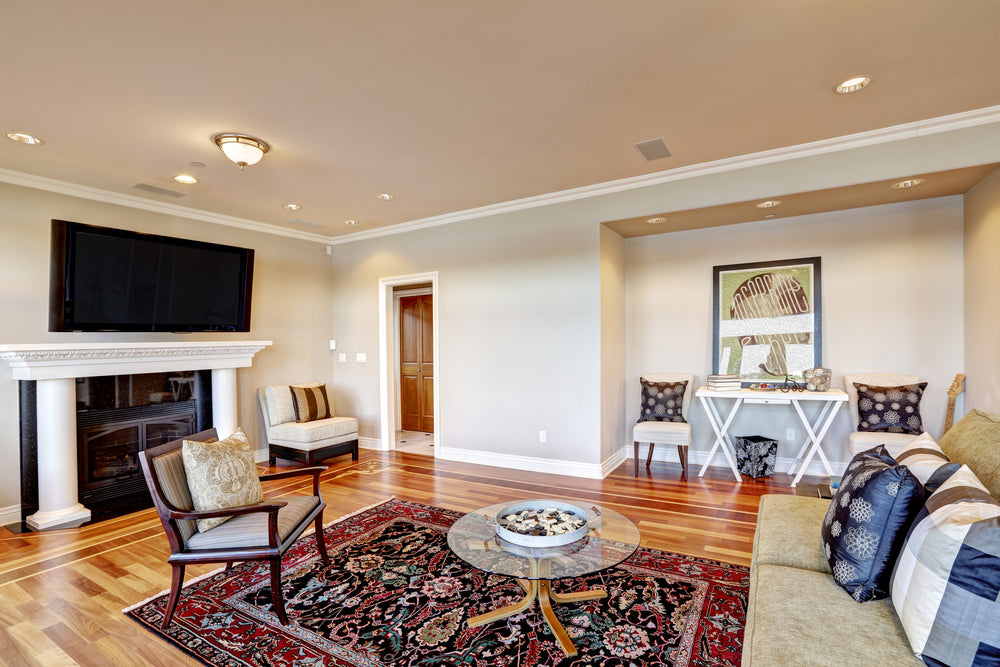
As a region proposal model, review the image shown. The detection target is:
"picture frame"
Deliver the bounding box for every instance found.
[712,257,822,385]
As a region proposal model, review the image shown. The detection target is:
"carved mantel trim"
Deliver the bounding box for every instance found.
[0,341,273,380]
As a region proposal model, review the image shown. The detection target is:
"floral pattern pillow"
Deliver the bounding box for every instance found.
[638,379,687,423]
[182,428,263,533]
[854,382,926,435]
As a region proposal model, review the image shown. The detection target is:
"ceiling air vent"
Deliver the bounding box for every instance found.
[634,138,672,161]
[285,218,323,229]
[132,183,187,198]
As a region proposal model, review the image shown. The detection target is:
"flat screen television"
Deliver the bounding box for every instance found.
[49,220,254,332]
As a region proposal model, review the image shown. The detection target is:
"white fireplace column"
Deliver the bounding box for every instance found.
[0,341,271,531]
[29,378,91,530]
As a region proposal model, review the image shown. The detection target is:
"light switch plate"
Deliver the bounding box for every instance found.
[329,339,336,350]
[338,353,347,363]
[356,352,367,363]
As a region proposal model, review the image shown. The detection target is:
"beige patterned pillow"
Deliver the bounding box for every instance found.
[182,427,263,533]
[290,383,332,422]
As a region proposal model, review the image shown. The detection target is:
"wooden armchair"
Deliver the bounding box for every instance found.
[138,428,329,629]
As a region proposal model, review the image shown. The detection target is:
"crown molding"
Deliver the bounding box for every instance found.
[4,105,1000,247]
[0,169,330,244]
[329,104,1000,245]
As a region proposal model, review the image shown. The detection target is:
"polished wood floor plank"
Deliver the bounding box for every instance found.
[0,449,814,665]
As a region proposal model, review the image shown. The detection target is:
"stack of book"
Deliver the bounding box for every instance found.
[707,374,742,391]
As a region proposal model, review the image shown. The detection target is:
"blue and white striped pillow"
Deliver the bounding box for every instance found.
[890,465,1000,666]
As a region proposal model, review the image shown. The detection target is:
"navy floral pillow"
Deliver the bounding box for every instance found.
[638,379,687,423]
[854,382,927,435]
[820,446,924,602]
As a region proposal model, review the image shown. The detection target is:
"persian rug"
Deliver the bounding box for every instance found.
[125,498,748,666]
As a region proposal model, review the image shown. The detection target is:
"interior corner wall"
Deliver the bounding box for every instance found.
[600,226,626,463]
[963,167,1000,414]
[328,206,603,466]
[625,197,964,472]
[0,182,335,512]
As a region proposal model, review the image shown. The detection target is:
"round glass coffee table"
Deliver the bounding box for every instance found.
[447,500,640,657]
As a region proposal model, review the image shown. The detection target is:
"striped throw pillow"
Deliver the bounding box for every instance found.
[290,383,332,422]
[890,465,1000,666]
[894,432,961,493]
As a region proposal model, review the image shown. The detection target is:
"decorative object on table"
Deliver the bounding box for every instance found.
[943,372,966,433]
[492,499,590,547]
[780,374,805,392]
[712,257,822,386]
[821,446,923,603]
[125,498,749,667]
[803,367,832,391]
[748,382,778,391]
[707,373,742,391]
[854,382,927,435]
[733,435,778,478]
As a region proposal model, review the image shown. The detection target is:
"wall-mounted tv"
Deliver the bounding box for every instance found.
[49,220,254,332]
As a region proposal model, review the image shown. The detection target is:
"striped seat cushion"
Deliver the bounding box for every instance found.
[150,448,198,544]
[890,465,1000,666]
[184,496,319,550]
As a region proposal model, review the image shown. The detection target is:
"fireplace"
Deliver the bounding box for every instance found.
[0,341,271,530]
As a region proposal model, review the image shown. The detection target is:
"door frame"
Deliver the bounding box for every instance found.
[378,272,439,453]
[394,286,432,430]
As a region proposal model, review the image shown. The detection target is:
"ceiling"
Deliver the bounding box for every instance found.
[3,2,1000,241]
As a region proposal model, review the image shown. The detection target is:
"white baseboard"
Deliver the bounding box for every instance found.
[437,446,606,479]
[359,436,384,451]
[628,443,847,478]
[601,448,629,478]
[0,504,22,527]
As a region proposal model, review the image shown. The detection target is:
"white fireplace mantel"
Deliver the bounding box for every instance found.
[0,340,272,530]
[0,340,273,380]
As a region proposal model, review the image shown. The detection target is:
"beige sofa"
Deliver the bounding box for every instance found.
[743,409,1000,666]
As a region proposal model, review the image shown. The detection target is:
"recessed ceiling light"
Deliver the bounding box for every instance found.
[646,217,667,224]
[756,200,782,209]
[891,178,925,189]
[763,214,776,219]
[6,132,43,145]
[284,203,301,211]
[344,219,357,225]
[835,75,872,94]
[376,193,394,201]
[173,174,198,184]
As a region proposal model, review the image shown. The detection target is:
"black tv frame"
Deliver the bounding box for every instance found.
[49,219,254,332]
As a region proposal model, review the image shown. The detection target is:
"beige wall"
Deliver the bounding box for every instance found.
[600,225,627,463]
[625,197,965,469]
[329,205,604,465]
[0,182,335,512]
[964,167,1000,413]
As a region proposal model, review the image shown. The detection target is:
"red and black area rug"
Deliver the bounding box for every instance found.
[125,498,748,666]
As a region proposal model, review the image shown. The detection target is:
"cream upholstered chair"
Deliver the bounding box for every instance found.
[258,385,359,466]
[138,428,329,628]
[633,373,695,479]
[844,373,923,458]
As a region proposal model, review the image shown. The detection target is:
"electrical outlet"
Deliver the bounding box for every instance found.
[786,427,796,441]
[539,430,547,443]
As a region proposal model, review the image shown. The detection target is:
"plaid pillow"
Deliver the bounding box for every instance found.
[290,383,332,422]
[890,465,1000,666]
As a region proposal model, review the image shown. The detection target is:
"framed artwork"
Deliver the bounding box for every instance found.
[712,257,821,385]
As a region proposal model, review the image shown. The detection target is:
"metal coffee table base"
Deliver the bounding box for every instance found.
[468,574,607,657]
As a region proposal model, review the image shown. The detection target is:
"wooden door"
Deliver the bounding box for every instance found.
[400,294,434,432]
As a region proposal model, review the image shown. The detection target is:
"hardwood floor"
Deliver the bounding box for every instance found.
[0,450,818,666]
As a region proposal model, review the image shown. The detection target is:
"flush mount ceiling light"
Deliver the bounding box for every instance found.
[213,133,270,170]
[835,75,872,94]
[756,200,782,209]
[174,174,198,184]
[891,178,925,189]
[646,217,667,224]
[376,193,394,201]
[6,132,43,145]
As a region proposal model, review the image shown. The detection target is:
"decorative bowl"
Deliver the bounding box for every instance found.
[493,499,591,547]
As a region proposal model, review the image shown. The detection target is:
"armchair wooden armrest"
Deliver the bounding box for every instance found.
[260,466,328,495]
[168,500,288,522]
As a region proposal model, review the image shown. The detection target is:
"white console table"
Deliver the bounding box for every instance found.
[694,386,848,486]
